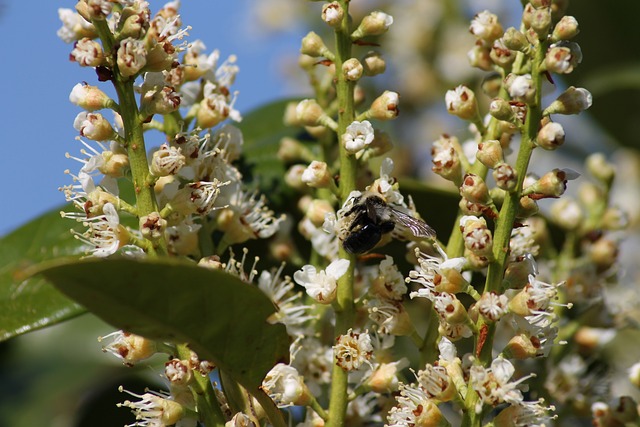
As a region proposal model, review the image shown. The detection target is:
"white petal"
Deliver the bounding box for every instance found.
[326,259,350,281]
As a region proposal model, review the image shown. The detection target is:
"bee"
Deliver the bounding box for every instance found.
[340,191,436,255]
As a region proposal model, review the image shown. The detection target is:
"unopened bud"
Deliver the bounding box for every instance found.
[432,135,462,184]
[530,7,552,39]
[544,86,592,115]
[362,51,386,76]
[342,58,363,81]
[469,10,503,42]
[284,165,307,190]
[525,168,579,199]
[552,15,579,41]
[73,112,115,141]
[490,39,515,69]
[69,82,114,111]
[367,91,399,120]
[544,43,582,74]
[476,139,504,168]
[301,161,333,188]
[460,174,492,205]
[321,2,343,28]
[587,237,618,270]
[140,212,167,241]
[305,199,334,226]
[460,215,493,257]
[536,120,565,150]
[277,137,313,163]
[366,361,406,393]
[521,3,535,28]
[141,86,181,116]
[503,27,528,51]
[517,195,539,218]
[550,197,583,230]
[351,11,394,39]
[296,99,326,126]
[467,42,493,71]
[300,31,333,59]
[489,98,516,122]
[445,85,479,121]
[586,153,615,186]
[493,163,517,191]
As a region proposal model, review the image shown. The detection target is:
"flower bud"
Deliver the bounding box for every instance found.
[284,165,307,190]
[476,139,504,168]
[283,102,302,127]
[77,0,113,20]
[367,90,399,120]
[460,174,491,205]
[490,39,515,69]
[467,42,493,71]
[70,37,104,67]
[493,163,517,191]
[544,86,592,115]
[445,85,479,121]
[503,333,540,359]
[304,199,334,226]
[517,195,539,218]
[73,112,115,141]
[165,358,193,386]
[586,153,615,185]
[362,51,386,76]
[69,82,114,111]
[99,331,157,365]
[145,42,176,73]
[140,212,167,241]
[469,10,503,42]
[321,2,343,28]
[488,98,515,122]
[295,99,326,126]
[544,43,582,74]
[277,137,313,163]
[482,74,503,98]
[504,254,537,289]
[577,182,602,207]
[460,216,493,257]
[536,120,565,150]
[432,135,462,184]
[351,11,393,39]
[342,58,363,81]
[530,7,552,39]
[301,161,333,188]
[502,27,528,51]
[366,360,406,393]
[476,291,509,322]
[552,15,579,41]
[300,31,333,59]
[151,144,185,176]
[141,86,181,116]
[587,237,618,270]
[505,73,535,104]
[525,168,579,199]
[521,3,535,28]
[550,197,583,230]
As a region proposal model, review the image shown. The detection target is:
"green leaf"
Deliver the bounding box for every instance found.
[38,257,290,389]
[0,207,86,341]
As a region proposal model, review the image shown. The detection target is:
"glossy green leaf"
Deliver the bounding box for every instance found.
[37,257,290,389]
[0,207,86,341]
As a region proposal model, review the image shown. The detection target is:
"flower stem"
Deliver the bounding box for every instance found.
[327,2,356,426]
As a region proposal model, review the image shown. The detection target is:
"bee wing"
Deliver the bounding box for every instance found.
[390,207,436,238]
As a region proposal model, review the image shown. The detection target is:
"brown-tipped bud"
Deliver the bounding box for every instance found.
[362,51,386,76]
[550,197,583,230]
[469,10,503,42]
[284,165,307,190]
[536,120,565,150]
[141,86,181,116]
[295,99,325,126]
[545,86,592,115]
[505,73,535,104]
[552,15,579,42]
[301,161,333,189]
[351,11,394,39]
[530,7,552,39]
[342,58,363,81]
[466,251,490,269]
[432,135,462,184]
[445,85,479,121]
[493,163,517,192]
[139,212,167,241]
[490,39,515,69]
[321,2,344,28]
[521,3,535,29]
[503,27,528,51]
[476,139,504,168]
[544,43,582,74]
[468,42,493,71]
[526,168,579,199]
[503,333,540,359]
[587,237,618,271]
[300,31,333,59]
[489,98,516,122]
[460,174,492,205]
[367,90,400,120]
[69,82,114,111]
[460,215,493,257]
[586,153,615,186]
[517,195,539,218]
[73,112,115,141]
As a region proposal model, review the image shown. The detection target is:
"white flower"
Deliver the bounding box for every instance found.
[333,329,373,371]
[117,387,185,427]
[117,37,147,78]
[342,120,375,153]
[262,363,308,407]
[293,259,349,304]
[470,357,533,407]
[477,291,509,321]
[509,74,533,98]
[99,330,157,365]
[57,8,95,43]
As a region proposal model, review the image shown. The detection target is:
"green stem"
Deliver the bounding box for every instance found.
[176,344,225,427]
[327,3,356,426]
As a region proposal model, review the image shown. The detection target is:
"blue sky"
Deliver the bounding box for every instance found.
[0,1,306,235]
